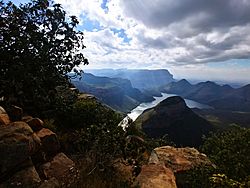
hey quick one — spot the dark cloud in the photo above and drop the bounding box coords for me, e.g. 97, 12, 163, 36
120, 0, 250, 63
121, 0, 250, 32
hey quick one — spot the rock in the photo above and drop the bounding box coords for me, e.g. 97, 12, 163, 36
135, 164, 177, 188
153, 146, 214, 187
9, 105, 23, 121
0, 106, 10, 125
153, 146, 213, 173
0, 159, 41, 188
39, 153, 76, 181
38, 178, 60, 188
36, 128, 60, 157
22, 116, 33, 122
0, 121, 41, 177
26, 118, 44, 132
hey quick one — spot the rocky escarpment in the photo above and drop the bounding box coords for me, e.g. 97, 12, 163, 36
135, 146, 214, 188
72, 73, 154, 113
134, 96, 213, 147
0, 106, 78, 188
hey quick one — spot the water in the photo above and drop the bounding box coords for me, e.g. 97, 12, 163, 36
127, 93, 212, 121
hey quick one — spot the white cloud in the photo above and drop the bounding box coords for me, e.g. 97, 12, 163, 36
54, 0, 250, 82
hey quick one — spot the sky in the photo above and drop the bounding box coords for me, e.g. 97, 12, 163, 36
10, 0, 250, 83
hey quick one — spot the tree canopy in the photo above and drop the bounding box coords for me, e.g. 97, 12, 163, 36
0, 0, 88, 114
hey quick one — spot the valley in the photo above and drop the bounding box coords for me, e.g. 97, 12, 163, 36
72, 69, 250, 130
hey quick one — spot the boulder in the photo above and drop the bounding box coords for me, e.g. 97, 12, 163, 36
22, 116, 33, 122
0, 159, 41, 188
36, 128, 60, 157
0, 106, 10, 125
153, 146, 214, 187
153, 146, 213, 173
0, 121, 41, 177
26, 118, 44, 132
135, 164, 177, 188
9, 105, 23, 121
39, 153, 77, 182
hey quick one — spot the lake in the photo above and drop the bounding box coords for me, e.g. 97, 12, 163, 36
127, 93, 212, 121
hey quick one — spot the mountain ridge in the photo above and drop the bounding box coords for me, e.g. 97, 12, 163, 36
161, 80, 250, 112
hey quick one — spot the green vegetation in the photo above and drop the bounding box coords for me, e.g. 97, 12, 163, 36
182, 126, 250, 187
1, 0, 249, 187
0, 0, 88, 115
202, 126, 250, 182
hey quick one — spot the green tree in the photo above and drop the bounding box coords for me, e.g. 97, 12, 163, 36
0, 0, 88, 115
201, 125, 250, 186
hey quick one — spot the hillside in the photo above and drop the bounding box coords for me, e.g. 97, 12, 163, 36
71, 73, 154, 112
161, 80, 250, 112
134, 96, 213, 147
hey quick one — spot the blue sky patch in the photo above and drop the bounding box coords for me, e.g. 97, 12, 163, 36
101, 0, 109, 13
78, 15, 102, 32
111, 28, 131, 43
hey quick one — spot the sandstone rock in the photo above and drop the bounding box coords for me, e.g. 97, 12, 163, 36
36, 128, 60, 157
135, 164, 177, 188
153, 146, 212, 173
39, 153, 76, 181
0, 106, 10, 125
0, 121, 41, 176
27, 118, 44, 132
9, 105, 23, 121
0, 160, 41, 188
22, 116, 33, 122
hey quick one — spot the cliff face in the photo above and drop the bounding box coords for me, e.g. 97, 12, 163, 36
72, 73, 154, 112
134, 96, 213, 147
85, 69, 175, 91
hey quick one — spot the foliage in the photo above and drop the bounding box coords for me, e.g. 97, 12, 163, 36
209, 174, 249, 188
201, 125, 250, 182
0, 0, 88, 115
182, 126, 250, 187
176, 165, 215, 188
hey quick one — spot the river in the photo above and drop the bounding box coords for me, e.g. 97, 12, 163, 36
127, 93, 212, 121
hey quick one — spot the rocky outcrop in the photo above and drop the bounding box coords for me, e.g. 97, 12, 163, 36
134, 96, 213, 147
135, 146, 213, 188
136, 164, 177, 188
0, 121, 41, 177
0, 106, 10, 125
0, 106, 78, 187
1, 159, 41, 188
36, 128, 60, 158
154, 146, 212, 173
39, 153, 78, 184
26, 118, 44, 132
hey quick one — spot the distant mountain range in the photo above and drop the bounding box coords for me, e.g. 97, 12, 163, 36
85, 69, 175, 91
161, 79, 250, 112
71, 73, 154, 113
134, 96, 213, 147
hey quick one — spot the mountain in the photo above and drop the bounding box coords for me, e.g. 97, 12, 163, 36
161, 80, 250, 112
162, 79, 193, 94
134, 96, 213, 147
85, 69, 175, 91
71, 73, 154, 112
208, 84, 250, 112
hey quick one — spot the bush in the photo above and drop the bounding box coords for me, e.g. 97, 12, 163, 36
201, 125, 250, 182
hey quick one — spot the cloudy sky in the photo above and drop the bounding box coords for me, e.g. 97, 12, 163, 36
11, 0, 250, 83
